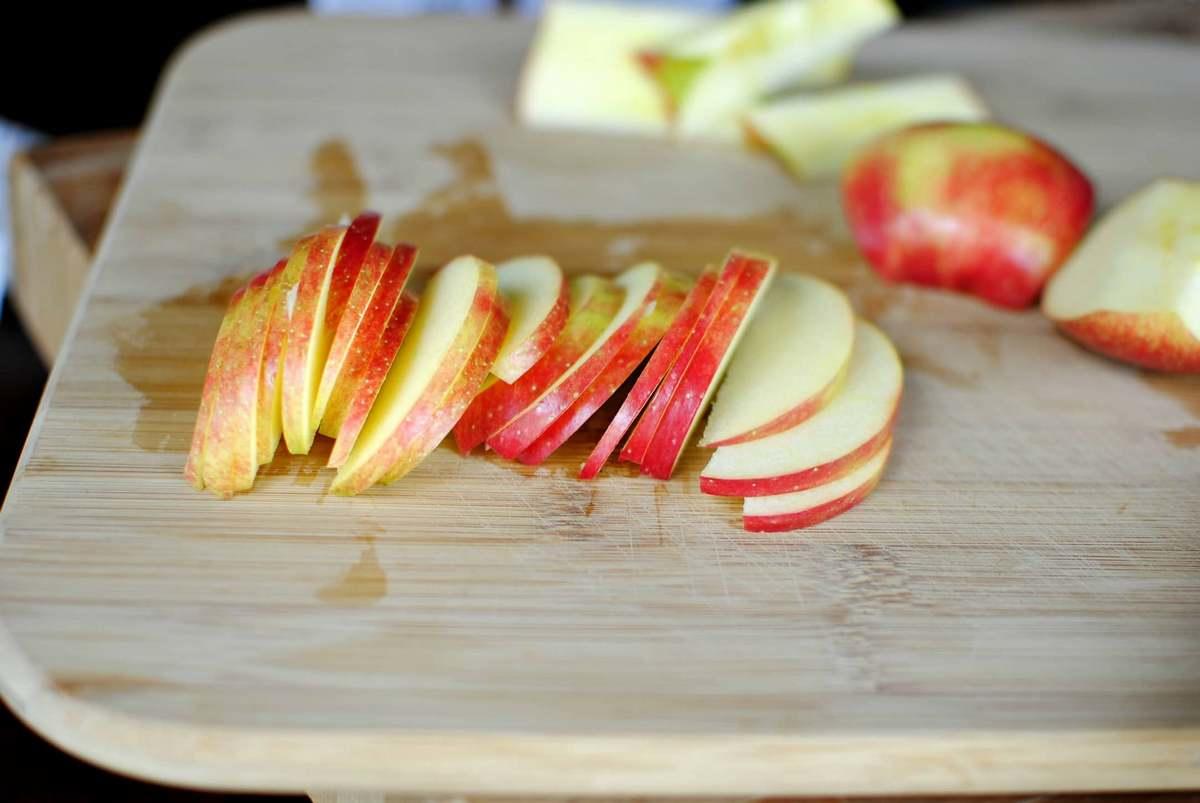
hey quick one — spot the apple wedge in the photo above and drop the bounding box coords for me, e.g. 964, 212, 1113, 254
1043, 179, 1200, 373
454, 275, 624, 454
317, 242, 418, 438
640, 253, 777, 480
701, 319, 901, 496
641, 0, 899, 139
331, 256, 505, 496
581, 267, 718, 479
492, 255, 569, 383
255, 258, 288, 465
701, 273, 854, 447
746, 75, 988, 179
743, 437, 892, 532
519, 271, 692, 466
487, 262, 664, 460
327, 292, 419, 469
185, 286, 248, 490
516, 0, 706, 137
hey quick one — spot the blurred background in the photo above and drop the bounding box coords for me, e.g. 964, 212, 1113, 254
1, 0, 1196, 800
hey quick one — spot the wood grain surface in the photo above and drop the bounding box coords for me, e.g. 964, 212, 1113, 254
1, 9, 1199, 797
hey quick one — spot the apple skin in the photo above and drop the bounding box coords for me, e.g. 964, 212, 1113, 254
1057, 311, 1200, 373
742, 463, 884, 532
255, 259, 288, 465
842, 121, 1094, 309
185, 285, 248, 490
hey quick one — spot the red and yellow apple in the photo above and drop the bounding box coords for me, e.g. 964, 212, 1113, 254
491, 255, 569, 383
842, 121, 1094, 309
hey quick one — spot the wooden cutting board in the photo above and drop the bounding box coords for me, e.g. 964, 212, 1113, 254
2, 9, 1199, 797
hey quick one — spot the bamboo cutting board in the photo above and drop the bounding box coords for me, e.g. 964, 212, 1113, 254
2, 10, 1200, 797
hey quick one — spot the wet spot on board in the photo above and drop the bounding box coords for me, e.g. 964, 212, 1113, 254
899, 352, 979, 390
316, 536, 388, 606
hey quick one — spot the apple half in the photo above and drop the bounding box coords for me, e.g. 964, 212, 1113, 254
1043, 179, 1200, 373
742, 437, 892, 532
331, 256, 506, 496
581, 267, 719, 479
520, 270, 692, 466
639, 252, 777, 480
702, 273, 855, 447
454, 275, 624, 454
491, 255, 570, 383
746, 74, 987, 179
701, 318, 900, 496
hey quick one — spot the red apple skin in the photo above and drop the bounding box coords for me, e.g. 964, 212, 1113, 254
324, 211, 381, 337
842, 121, 1094, 309
326, 292, 419, 469
620, 261, 750, 466
453, 279, 624, 454
1057, 312, 1200, 373
640, 256, 775, 480
700, 413, 897, 497
581, 268, 718, 479
496, 277, 570, 383
318, 243, 418, 436
517, 272, 691, 466
742, 468, 884, 532
255, 259, 288, 464
185, 285, 248, 490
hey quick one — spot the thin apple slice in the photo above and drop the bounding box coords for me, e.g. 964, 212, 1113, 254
185, 285, 248, 490
742, 437, 892, 532
621, 255, 759, 466
488, 262, 664, 460
453, 275, 624, 454
702, 319, 901, 496
519, 271, 692, 466
1043, 179, 1200, 373
492, 255, 569, 383
581, 267, 718, 479
255, 258, 288, 465
317, 243, 418, 437
331, 256, 505, 496
327, 292, 419, 469
640, 253, 777, 480
701, 273, 854, 447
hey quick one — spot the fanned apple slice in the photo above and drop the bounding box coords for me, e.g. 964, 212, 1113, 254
488, 262, 663, 459
492, 255, 569, 383
519, 270, 691, 466
317, 243, 418, 437
185, 286, 248, 490
702, 319, 901, 496
255, 259, 288, 465
331, 256, 505, 496
581, 267, 718, 479
620, 255, 757, 466
742, 438, 891, 532
327, 292, 419, 468
453, 275, 624, 454
640, 253, 777, 480
702, 273, 854, 447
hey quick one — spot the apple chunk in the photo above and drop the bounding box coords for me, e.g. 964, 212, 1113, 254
640, 252, 777, 480
520, 271, 692, 466
453, 275, 624, 454
702, 319, 901, 496
581, 267, 718, 479
746, 75, 987, 179
486, 262, 664, 460
1043, 179, 1200, 373
702, 273, 855, 447
491, 255, 569, 383
742, 437, 892, 532
331, 256, 505, 496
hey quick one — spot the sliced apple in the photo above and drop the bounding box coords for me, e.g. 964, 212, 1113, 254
520, 271, 692, 466
640, 253, 777, 480
331, 256, 504, 496
642, 0, 900, 139
255, 258, 288, 464
746, 74, 988, 179
327, 292, 419, 469
702, 319, 900, 496
1043, 179, 1200, 373
317, 243, 418, 437
516, 0, 706, 137
488, 262, 664, 460
491, 255, 569, 383
453, 275, 624, 454
581, 267, 718, 479
702, 273, 854, 447
185, 286, 248, 490
742, 437, 891, 532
